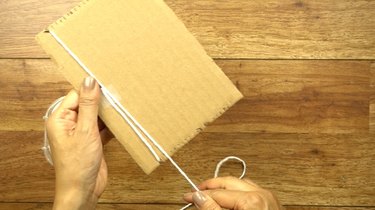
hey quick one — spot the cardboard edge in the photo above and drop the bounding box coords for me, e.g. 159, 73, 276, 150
48, 0, 93, 31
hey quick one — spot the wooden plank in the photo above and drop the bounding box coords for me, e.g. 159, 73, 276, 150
0, 131, 373, 206
0, 203, 374, 210
0, 0, 374, 59
0, 59, 370, 134
370, 62, 375, 133
0, 59, 71, 131
0, 0, 79, 58
212, 60, 370, 133
0, 203, 181, 210
285, 207, 375, 210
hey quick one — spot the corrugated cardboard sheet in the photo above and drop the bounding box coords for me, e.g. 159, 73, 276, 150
36, 0, 243, 174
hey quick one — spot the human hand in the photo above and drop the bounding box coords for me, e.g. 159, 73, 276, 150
46, 77, 109, 210
183, 176, 282, 210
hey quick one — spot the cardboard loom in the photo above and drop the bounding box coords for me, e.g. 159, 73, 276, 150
36, 0, 243, 174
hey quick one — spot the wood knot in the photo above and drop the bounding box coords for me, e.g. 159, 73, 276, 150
310, 148, 320, 155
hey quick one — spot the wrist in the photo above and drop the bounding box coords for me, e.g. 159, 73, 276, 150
53, 186, 98, 210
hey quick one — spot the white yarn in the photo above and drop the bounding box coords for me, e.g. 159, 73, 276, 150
214, 156, 246, 179
180, 156, 247, 210
42, 96, 65, 165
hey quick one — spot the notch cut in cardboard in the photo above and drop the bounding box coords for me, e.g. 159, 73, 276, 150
36, 0, 243, 174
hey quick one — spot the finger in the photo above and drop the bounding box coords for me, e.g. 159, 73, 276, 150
46, 90, 79, 137
185, 190, 243, 209
191, 191, 221, 210
76, 77, 101, 132
185, 190, 264, 210
52, 90, 79, 121
242, 178, 261, 188
198, 176, 255, 191
97, 157, 108, 196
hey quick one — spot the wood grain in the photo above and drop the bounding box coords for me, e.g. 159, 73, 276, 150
285, 207, 375, 210
0, 203, 181, 210
370, 62, 375, 133
0, 203, 373, 210
0, 59, 370, 134
0, 131, 373, 206
0, 0, 374, 59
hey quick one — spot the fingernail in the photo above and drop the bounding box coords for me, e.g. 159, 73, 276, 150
83, 76, 95, 91
192, 191, 207, 207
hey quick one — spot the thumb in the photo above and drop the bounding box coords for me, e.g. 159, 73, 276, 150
76, 76, 101, 132
193, 191, 222, 210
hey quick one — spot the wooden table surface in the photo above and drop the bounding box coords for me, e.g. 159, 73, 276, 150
0, 0, 374, 209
